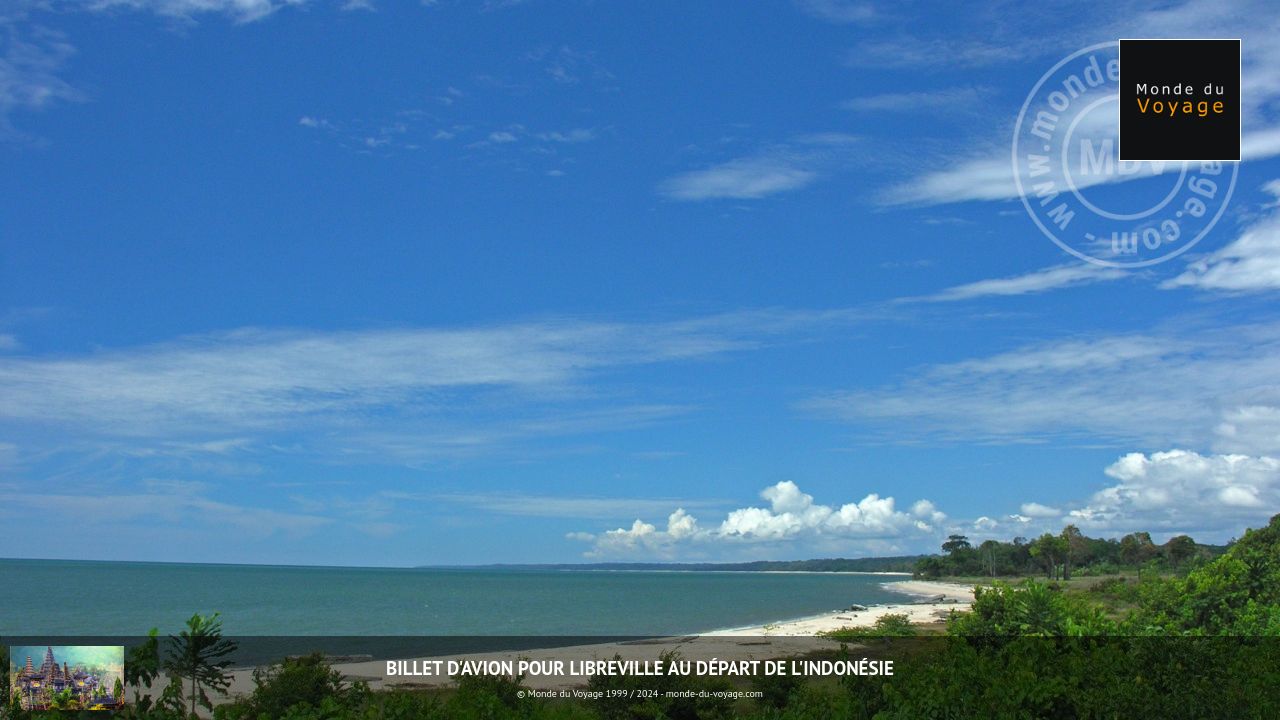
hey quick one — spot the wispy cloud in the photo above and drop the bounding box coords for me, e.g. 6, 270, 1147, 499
523, 45, 615, 88
902, 263, 1128, 302
0, 310, 863, 456
658, 134, 858, 201
87, 0, 311, 24
842, 86, 990, 113
1163, 184, 1280, 292
846, 37, 1030, 69
794, 0, 875, 24
805, 319, 1280, 455
659, 156, 818, 201
0, 482, 330, 538
421, 492, 730, 520
882, 2, 1280, 207
0, 19, 82, 137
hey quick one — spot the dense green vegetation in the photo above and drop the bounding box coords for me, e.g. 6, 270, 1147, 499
913, 524, 1226, 580
6, 515, 1278, 719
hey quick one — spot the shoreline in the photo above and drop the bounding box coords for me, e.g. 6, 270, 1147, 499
200, 579, 977, 700
700, 579, 974, 636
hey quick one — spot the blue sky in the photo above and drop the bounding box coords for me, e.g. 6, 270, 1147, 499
3, 0, 1280, 565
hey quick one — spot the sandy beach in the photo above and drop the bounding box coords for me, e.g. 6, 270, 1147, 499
701, 579, 973, 636
197, 578, 977, 699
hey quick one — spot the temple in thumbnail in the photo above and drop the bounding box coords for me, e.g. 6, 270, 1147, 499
9, 645, 124, 711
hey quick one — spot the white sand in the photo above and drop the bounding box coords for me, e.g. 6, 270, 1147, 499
188, 578, 977, 705
701, 579, 974, 637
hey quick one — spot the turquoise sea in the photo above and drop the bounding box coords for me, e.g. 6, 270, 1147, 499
0, 559, 910, 636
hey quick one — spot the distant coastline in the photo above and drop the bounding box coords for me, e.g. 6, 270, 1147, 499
2, 555, 923, 573
436, 556, 925, 573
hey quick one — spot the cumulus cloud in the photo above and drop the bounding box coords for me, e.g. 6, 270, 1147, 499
1019, 502, 1061, 518
1065, 449, 1280, 536
973, 516, 998, 531
572, 481, 943, 557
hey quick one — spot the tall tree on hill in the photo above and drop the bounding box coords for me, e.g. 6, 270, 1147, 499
1166, 534, 1196, 568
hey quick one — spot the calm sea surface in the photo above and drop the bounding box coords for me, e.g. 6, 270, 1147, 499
0, 559, 911, 636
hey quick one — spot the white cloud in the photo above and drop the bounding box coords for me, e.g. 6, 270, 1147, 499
1019, 502, 1061, 518
880, 3, 1280, 207
842, 87, 989, 113
523, 45, 614, 87
573, 480, 942, 557
906, 263, 1127, 302
536, 128, 595, 143
488, 130, 518, 143
0, 482, 330, 537
0, 20, 82, 135
1163, 204, 1280, 292
298, 115, 338, 130
0, 309, 863, 463
659, 156, 818, 201
659, 135, 858, 201
1065, 449, 1280, 536
973, 516, 998, 531
87, 0, 310, 23
847, 37, 1028, 70
423, 492, 727, 520
881, 151, 1016, 205
794, 0, 874, 24
806, 320, 1280, 455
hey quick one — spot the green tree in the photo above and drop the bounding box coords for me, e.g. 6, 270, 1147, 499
1120, 531, 1156, 566
164, 612, 239, 718
1029, 533, 1066, 580
1061, 524, 1085, 580
941, 534, 971, 555
1165, 534, 1196, 569
914, 555, 945, 579
123, 627, 163, 713
48, 687, 78, 710
978, 539, 999, 577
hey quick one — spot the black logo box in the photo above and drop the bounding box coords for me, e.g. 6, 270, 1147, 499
1119, 39, 1241, 162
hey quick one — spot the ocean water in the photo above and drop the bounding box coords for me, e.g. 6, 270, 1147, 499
0, 559, 910, 636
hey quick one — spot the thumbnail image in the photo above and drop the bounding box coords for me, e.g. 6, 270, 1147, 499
9, 645, 125, 712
